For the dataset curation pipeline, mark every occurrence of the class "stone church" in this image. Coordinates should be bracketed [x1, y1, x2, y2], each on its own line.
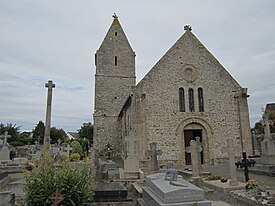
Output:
[93, 16, 252, 172]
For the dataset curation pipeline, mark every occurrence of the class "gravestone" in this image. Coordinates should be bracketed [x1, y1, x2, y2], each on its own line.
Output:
[0, 132, 11, 161]
[51, 147, 59, 155]
[94, 182, 128, 202]
[185, 138, 203, 178]
[0, 131, 11, 146]
[0, 147, 10, 161]
[260, 114, 275, 165]
[145, 142, 162, 174]
[141, 173, 211, 206]
[64, 145, 72, 157]
[94, 144, 129, 202]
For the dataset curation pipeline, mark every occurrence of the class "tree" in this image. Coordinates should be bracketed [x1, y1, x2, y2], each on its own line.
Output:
[17, 131, 32, 145]
[78, 138, 89, 154]
[252, 122, 264, 134]
[0, 123, 20, 143]
[252, 109, 275, 135]
[78, 122, 93, 144]
[32, 121, 45, 144]
[50, 127, 66, 144]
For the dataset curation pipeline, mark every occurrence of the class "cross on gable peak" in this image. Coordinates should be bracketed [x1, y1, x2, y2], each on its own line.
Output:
[45, 80, 55, 88]
[184, 25, 192, 31]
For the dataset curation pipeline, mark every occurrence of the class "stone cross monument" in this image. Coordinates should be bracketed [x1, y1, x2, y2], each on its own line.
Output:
[43, 80, 55, 151]
[260, 113, 275, 164]
[65, 144, 73, 157]
[145, 142, 162, 174]
[260, 113, 273, 139]
[186, 138, 203, 177]
[0, 131, 11, 146]
[227, 139, 238, 186]
[190, 140, 201, 178]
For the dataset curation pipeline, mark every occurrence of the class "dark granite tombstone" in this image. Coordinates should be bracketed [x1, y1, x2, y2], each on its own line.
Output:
[93, 182, 128, 201]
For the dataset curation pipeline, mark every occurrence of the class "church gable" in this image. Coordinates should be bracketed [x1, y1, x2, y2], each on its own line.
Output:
[133, 27, 251, 162]
[138, 29, 241, 91]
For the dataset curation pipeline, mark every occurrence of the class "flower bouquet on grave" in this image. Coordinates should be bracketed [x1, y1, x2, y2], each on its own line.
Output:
[245, 180, 258, 190]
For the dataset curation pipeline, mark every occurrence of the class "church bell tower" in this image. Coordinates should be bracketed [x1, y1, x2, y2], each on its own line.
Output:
[93, 14, 136, 152]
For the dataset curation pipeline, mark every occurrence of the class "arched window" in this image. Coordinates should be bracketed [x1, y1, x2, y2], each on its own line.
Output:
[179, 88, 185, 112]
[188, 88, 194, 112]
[198, 87, 204, 112]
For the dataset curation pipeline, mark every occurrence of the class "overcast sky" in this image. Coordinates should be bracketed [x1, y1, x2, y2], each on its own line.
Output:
[0, 1, 274, 132]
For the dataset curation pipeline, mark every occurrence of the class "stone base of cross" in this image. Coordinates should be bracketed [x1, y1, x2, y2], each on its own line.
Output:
[145, 142, 162, 174]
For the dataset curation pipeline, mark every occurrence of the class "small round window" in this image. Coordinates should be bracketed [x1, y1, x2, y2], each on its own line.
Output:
[185, 68, 193, 76]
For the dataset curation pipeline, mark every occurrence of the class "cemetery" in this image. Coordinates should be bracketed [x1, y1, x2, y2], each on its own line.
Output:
[1, 125, 275, 205]
[0, 14, 275, 206]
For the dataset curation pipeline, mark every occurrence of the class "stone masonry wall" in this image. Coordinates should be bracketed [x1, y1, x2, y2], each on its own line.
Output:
[135, 30, 252, 166]
[94, 18, 136, 153]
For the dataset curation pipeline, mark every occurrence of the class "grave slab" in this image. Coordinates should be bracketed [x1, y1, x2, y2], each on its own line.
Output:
[143, 173, 211, 206]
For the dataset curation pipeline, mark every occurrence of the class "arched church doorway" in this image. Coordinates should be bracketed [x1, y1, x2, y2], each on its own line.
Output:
[184, 129, 203, 165]
[177, 117, 212, 167]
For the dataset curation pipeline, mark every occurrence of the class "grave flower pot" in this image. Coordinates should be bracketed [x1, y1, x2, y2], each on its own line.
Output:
[220, 177, 228, 182]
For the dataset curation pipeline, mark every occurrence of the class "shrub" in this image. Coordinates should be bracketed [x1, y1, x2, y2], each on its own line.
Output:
[71, 140, 83, 155]
[22, 152, 94, 206]
[70, 153, 80, 162]
[9, 141, 24, 146]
